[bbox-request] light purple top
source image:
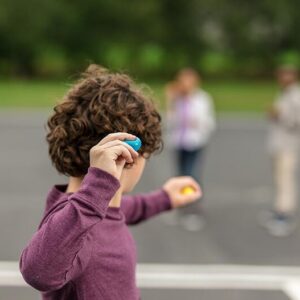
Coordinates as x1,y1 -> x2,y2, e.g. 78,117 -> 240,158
19,167 -> 171,300
168,90 -> 216,150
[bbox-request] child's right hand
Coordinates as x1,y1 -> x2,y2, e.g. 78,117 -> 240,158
89,133 -> 139,179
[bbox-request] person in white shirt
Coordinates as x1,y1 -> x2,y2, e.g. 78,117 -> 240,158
264,65 -> 300,236
166,68 -> 216,230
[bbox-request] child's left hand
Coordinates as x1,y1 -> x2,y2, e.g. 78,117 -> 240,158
162,177 -> 202,208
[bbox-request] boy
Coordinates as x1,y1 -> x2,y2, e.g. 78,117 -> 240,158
19,65 -> 201,300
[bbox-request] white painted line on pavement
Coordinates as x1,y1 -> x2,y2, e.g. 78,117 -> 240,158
0,261 -> 25,286
137,264 -> 300,291
284,281 -> 300,300
2,261 -> 300,300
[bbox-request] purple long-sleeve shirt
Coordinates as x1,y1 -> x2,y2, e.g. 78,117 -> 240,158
19,167 -> 171,300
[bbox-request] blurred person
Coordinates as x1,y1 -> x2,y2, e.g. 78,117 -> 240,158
264,65 -> 300,237
19,65 -> 202,300
166,68 -> 216,231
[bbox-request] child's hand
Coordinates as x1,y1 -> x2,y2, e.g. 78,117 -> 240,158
89,133 -> 139,179
163,177 -> 202,208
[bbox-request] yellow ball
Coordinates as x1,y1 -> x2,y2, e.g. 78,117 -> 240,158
181,186 -> 195,195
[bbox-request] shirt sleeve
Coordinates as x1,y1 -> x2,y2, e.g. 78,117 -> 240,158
19,167 -> 120,292
121,189 -> 172,225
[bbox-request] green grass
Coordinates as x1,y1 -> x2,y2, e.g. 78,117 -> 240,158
205,81 -> 277,113
151,80 -> 277,113
0,80 -> 277,112
0,81 -> 68,108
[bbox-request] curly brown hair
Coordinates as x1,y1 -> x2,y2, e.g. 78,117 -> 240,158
46,64 -> 162,177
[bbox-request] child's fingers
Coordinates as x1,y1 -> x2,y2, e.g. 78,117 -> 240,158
187,181 -> 202,194
100,140 -> 139,159
178,190 -> 202,204
188,189 -> 202,200
111,144 -> 135,163
97,132 -> 136,146
177,176 -> 202,193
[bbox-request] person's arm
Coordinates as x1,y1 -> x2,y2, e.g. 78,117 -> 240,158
278,91 -> 300,130
190,93 -> 216,136
199,94 -> 217,133
19,167 -> 120,292
121,189 -> 172,225
121,177 -> 202,225
42,184 -> 68,219
20,131 -> 138,292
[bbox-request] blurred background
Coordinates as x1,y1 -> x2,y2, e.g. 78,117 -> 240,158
3,0 -> 300,110
1,0 -> 300,299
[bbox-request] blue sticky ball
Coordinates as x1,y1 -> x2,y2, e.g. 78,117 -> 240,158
123,137 -> 142,151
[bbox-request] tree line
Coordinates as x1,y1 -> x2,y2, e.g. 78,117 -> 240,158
0,0 -> 299,79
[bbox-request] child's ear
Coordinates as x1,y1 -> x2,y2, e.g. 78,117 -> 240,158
143,152 -> 150,159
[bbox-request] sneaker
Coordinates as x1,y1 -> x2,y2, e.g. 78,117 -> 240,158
180,214 -> 206,232
262,212 -> 296,237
